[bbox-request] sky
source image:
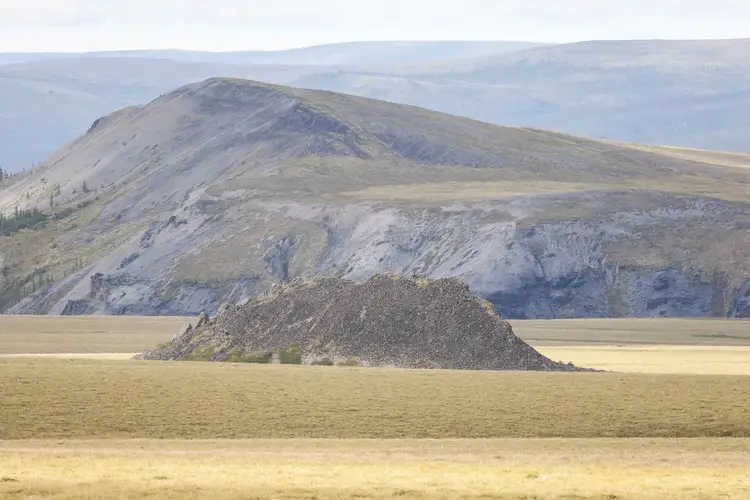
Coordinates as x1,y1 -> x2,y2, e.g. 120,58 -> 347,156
0,0 -> 748,52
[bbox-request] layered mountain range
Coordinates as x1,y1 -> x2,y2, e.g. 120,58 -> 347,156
1,38 -> 748,172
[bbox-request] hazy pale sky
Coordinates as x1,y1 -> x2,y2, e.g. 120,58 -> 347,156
0,0 -> 748,52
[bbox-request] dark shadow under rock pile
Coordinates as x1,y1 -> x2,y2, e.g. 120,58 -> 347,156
136,274 -> 586,371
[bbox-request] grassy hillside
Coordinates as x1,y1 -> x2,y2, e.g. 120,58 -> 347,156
8,76 -> 745,204
1,78 -> 749,318
622,143 -> 750,169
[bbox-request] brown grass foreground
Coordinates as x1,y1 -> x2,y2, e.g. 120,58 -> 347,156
0,315 -> 191,354
1,439 -> 749,500
511,318 -> 750,346
1,357 -> 749,440
2,317 -> 750,499
536,346 -> 750,375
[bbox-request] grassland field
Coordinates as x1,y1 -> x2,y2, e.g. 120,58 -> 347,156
2,439 -> 749,500
1,314 -> 749,499
2,315 -> 749,374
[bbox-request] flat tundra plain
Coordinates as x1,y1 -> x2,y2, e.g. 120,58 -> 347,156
1,315 -> 749,499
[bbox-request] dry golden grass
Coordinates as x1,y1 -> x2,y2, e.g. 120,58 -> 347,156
339,177 -> 750,204
0,352 -> 136,360
0,315 -> 192,354
341,180 -> 611,201
621,142 -> 750,169
538,346 -> 750,375
1,439 -> 749,499
520,318 -> 750,374
6,348 -> 747,375
2,357 -> 749,440
512,317 -> 750,346
2,316 -> 749,499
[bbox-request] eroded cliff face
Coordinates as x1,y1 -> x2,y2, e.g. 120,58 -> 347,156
732,282 -> 750,317
10,189 -> 749,319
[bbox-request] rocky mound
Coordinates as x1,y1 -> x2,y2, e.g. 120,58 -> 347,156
137,274 -> 584,371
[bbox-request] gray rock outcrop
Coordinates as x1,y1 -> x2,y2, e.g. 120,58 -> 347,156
136,274 -> 586,371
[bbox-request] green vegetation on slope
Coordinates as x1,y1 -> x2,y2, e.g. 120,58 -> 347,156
0,194 -> 141,312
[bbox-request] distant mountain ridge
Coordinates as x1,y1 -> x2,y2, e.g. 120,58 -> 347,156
293,38 -> 750,153
0,41 -> 543,172
0,41 -> 545,67
1,38 -> 749,173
